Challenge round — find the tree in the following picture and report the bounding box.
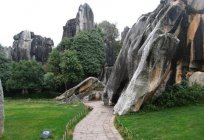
[57,37,74,51]
[47,48,63,88]
[47,48,61,75]
[0,53,12,89]
[71,30,105,77]
[59,50,84,90]
[6,60,44,94]
[98,20,119,41]
[98,21,122,65]
[43,72,56,90]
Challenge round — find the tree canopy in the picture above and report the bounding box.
[58,29,105,77]
[60,50,84,89]
[6,60,44,93]
[98,20,119,41]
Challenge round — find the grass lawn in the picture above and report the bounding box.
[117,104,204,140]
[1,99,86,140]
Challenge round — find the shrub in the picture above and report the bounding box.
[142,81,204,111]
[6,60,44,94]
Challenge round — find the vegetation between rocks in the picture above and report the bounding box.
[142,81,204,111]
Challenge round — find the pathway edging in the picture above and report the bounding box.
[73,101,123,140]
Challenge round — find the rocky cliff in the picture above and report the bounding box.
[11,31,54,63]
[103,0,204,115]
[62,3,94,38]
[0,80,4,137]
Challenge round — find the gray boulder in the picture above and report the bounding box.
[0,80,4,137]
[62,18,77,38]
[56,77,104,103]
[121,26,130,43]
[188,71,204,87]
[11,31,54,63]
[103,0,204,115]
[62,3,94,39]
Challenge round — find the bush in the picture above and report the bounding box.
[142,81,204,111]
[0,55,12,89]
[58,30,105,77]
[71,30,105,77]
[59,50,84,90]
[6,60,44,93]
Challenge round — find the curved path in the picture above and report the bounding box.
[73,101,123,140]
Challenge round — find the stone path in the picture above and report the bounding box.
[73,101,123,140]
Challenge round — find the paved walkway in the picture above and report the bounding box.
[73,101,123,140]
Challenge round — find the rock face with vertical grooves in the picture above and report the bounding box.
[121,26,130,43]
[12,31,54,63]
[62,3,94,38]
[103,0,204,115]
[0,80,4,137]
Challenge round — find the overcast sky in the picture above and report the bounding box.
[0,0,160,47]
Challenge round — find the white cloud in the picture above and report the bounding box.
[0,0,160,46]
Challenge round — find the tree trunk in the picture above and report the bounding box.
[22,89,28,95]
[64,82,68,91]
[0,80,4,137]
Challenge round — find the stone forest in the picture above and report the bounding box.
[1,0,204,140]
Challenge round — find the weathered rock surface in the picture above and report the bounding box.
[56,77,104,103]
[121,26,130,43]
[188,71,204,86]
[12,31,54,63]
[103,0,204,115]
[100,67,113,84]
[0,80,4,137]
[62,3,94,38]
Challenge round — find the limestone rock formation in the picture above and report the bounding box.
[12,31,54,63]
[0,80,4,137]
[56,77,104,103]
[103,0,204,115]
[121,26,130,43]
[62,3,94,38]
[188,71,204,86]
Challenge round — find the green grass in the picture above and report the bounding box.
[116,104,204,140]
[1,99,86,140]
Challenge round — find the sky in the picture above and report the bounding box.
[0,0,160,47]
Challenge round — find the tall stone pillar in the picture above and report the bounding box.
[0,80,4,137]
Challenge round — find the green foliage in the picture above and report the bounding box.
[47,48,61,75]
[98,21,122,58]
[112,40,122,57]
[43,72,56,90]
[6,60,44,92]
[60,50,84,87]
[57,30,105,77]
[98,20,119,40]
[57,37,74,51]
[0,55,12,88]
[48,29,105,89]
[47,48,84,90]
[47,48,64,88]
[71,30,105,76]
[142,81,204,111]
